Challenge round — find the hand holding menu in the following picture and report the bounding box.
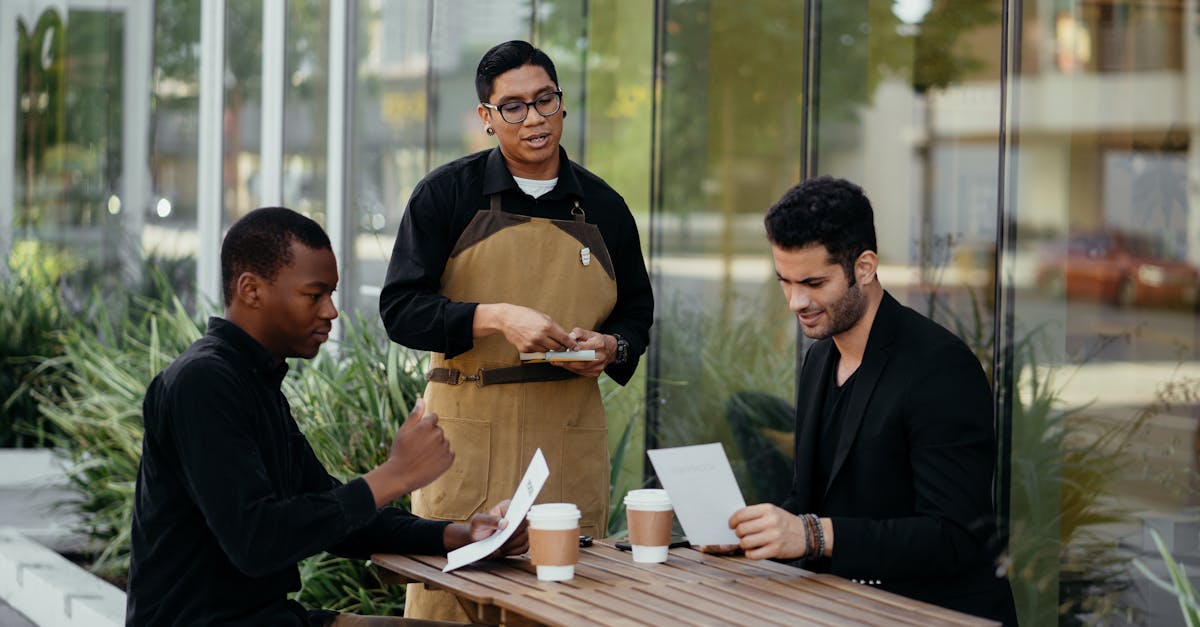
[646,443,746,546]
[443,448,549,572]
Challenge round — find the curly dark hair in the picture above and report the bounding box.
[475,40,559,103]
[764,176,877,279]
[220,207,331,306]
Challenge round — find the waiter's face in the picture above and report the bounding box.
[772,243,868,341]
[477,63,564,180]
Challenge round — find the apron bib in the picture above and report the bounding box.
[405,194,617,621]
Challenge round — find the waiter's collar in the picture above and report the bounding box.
[207,316,290,385]
[482,146,583,199]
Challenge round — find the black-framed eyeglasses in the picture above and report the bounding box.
[481,90,563,124]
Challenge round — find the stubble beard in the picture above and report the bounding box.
[803,283,868,341]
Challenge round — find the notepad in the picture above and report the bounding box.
[519,350,597,362]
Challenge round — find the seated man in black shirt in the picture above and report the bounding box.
[126,207,527,626]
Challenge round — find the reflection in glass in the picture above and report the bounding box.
[15,9,124,271]
[808,0,1200,624]
[282,0,329,224]
[651,0,805,504]
[222,1,264,228]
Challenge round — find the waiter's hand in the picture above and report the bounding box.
[364,398,453,507]
[475,304,575,352]
[729,504,811,560]
[555,328,615,378]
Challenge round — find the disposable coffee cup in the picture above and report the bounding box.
[526,503,581,581]
[623,489,674,563]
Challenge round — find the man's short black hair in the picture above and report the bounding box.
[764,176,878,278]
[220,207,331,306]
[475,40,559,103]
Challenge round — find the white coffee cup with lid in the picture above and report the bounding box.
[526,503,581,581]
[623,489,674,563]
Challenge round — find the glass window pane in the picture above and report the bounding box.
[652,0,806,504]
[1008,2,1200,625]
[149,0,201,305]
[222,0,263,227]
[282,0,329,223]
[351,0,436,316]
[353,0,531,317]
[14,8,123,275]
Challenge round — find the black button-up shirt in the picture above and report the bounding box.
[126,318,449,626]
[379,147,653,385]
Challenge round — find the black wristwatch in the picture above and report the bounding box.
[611,333,630,365]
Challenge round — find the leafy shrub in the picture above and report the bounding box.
[1,243,73,446]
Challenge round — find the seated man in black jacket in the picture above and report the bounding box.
[126,207,526,626]
[713,178,1016,625]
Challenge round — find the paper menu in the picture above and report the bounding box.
[646,443,746,546]
[443,448,549,572]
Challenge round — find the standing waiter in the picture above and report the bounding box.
[379,40,653,621]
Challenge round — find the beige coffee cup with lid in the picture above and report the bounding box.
[526,503,581,581]
[623,489,674,563]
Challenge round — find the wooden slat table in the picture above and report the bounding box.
[372,540,998,626]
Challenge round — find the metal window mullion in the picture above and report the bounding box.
[197,0,226,309]
[326,0,351,325]
[0,1,16,276]
[1186,0,1200,267]
[121,1,152,286]
[260,0,285,207]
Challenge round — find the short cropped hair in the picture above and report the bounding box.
[220,207,331,306]
[764,176,878,278]
[475,40,559,103]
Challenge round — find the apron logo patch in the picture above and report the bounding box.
[580,247,591,266]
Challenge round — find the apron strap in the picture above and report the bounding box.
[571,199,586,222]
[427,363,578,387]
[490,193,502,212]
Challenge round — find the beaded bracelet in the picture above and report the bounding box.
[800,514,815,558]
[806,513,825,559]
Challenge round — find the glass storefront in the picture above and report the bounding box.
[3,1,1198,623]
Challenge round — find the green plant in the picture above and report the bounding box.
[295,554,405,616]
[37,281,203,580]
[1,242,74,447]
[649,282,797,504]
[1135,528,1200,627]
[1003,335,1141,625]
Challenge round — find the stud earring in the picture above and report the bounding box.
[561,110,567,119]
[485,127,495,136]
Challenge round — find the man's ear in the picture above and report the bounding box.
[234,272,263,308]
[855,251,879,285]
[476,104,491,131]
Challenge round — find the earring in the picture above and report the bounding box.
[485,127,495,136]
[561,110,567,119]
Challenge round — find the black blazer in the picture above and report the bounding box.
[782,291,1017,625]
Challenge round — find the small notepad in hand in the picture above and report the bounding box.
[519,350,597,362]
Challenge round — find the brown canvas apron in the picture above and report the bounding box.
[404,194,617,621]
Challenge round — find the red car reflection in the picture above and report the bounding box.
[1036,231,1199,307]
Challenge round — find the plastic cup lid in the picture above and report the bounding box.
[527,503,581,521]
[623,488,671,507]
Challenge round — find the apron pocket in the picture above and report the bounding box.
[422,416,491,521]
[562,425,610,535]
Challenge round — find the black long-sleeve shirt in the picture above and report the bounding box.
[126,318,449,626]
[379,147,653,385]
